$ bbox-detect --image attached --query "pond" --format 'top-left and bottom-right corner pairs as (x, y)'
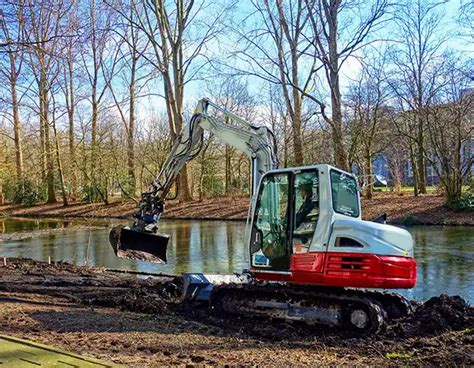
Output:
(0, 217), (472, 303)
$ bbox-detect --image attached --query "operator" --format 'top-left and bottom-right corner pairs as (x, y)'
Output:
(295, 183), (315, 228)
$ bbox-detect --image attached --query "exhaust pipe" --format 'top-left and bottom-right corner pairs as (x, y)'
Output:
(109, 226), (169, 264)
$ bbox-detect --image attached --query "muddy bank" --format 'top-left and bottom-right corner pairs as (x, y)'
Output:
(1, 193), (472, 225)
(0, 258), (472, 366)
(0, 224), (104, 243)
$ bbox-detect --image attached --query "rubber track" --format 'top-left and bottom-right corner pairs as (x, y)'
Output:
(210, 283), (412, 333)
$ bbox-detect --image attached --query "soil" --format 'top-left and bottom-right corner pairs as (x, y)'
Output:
(1, 192), (472, 225)
(0, 258), (472, 367)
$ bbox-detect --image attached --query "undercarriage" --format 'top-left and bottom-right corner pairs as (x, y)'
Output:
(208, 282), (412, 333)
(182, 273), (412, 333)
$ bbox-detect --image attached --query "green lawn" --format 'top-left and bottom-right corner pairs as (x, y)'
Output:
(375, 185), (471, 194)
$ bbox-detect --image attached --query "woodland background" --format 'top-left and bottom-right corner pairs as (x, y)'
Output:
(0, 0), (472, 208)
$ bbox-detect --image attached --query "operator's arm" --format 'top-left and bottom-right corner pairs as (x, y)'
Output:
(295, 199), (315, 228)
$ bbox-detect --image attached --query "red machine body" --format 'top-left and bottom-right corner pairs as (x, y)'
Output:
(253, 252), (417, 289)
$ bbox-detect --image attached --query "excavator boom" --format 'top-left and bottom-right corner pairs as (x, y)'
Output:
(110, 98), (278, 262)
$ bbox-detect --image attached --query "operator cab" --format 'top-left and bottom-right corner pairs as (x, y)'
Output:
(249, 164), (360, 271)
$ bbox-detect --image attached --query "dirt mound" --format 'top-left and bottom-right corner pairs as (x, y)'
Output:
(389, 294), (473, 337)
(4, 258), (104, 277)
(80, 277), (183, 314)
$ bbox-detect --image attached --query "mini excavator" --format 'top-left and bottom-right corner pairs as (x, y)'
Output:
(109, 98), (417, 332)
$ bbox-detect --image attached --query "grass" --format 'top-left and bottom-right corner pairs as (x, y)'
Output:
(377, 186), (437, 193)
(385, 352), (413, 361)
(376, 185), (471, 194)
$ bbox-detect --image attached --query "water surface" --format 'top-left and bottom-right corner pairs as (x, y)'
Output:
(1, 217), (472, 302)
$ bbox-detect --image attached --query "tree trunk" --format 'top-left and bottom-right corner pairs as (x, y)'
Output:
(0, 138), (4, 204)
(127, 61), (136, 195)
(198, 141), (210, 201)
(44, 115), (56, 203)
(389, 159), (402, 194)
(10, 68), (23, 180)
(365, 148), (373, 199)
(91, 88), (99, 200)
(225, 145), (231, 194)
(1, 12), (24, 180)
(329, 74), (349, 171)
(417, 116), (427, 194)
(292, 101), (304, 165)
(66, 52), (76, 197)
(327, 3), (349, 172)
(409, 144), (418, 197)
(40, 105), (46, 181)
(172, 101), (192, 203)
(175, 124), (192, 200)
(52, 113), (68, 206)
(199, 169), (204, 201)
(283, 118), (289, 167)
(39, 77), (56, 204)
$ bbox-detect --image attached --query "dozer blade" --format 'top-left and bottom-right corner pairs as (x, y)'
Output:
(109, 226), (169, 264)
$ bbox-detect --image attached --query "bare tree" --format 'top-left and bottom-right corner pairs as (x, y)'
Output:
(385, 132), (409, 194)
(81, 0), (121, 204)
(21, 0), (71, 203)
(233, 1), (321, 166)
(387, 0), (446, 195)
(458, 0), (474, 40)
(0, 4), (24, 180)
(303, 0), (388, 171)
(51, 93), (68, 205)
(108, 5), (155, 197)
(264, 83), (291, 167)
(346, 55), (390, 198)
(109, 0), (231, 202)
(424, 56), (473, 202)
(60, 2), (81, 198)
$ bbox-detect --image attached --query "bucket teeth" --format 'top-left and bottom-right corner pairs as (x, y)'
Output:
(109, 226), (169, 264)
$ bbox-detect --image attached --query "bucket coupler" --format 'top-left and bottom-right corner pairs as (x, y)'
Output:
(181, 272), (252, 301)
(109, 226), (169, 264)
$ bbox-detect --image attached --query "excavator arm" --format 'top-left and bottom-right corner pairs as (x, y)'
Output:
(109, 98), (279, 263)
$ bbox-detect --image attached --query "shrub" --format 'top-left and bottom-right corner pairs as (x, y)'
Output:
(400, 214), (420, 226)
(445, 195), (474, 212)
(4, 179), (46, 206)
(202, 175), (225, 197)
(80, 184), (105, 203)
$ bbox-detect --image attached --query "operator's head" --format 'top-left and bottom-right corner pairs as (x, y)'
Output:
(298, 183), (312, 199)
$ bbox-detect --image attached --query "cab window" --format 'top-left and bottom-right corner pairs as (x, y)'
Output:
(292, 171), (319, 253)
(330, 170), (359, 217)
(250, 173), (290, 269)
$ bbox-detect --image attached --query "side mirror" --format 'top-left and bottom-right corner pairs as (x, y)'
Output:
(372, 213), (387, 224)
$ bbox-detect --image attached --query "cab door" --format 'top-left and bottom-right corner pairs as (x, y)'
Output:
(289, 169), (325, 274)
(249, 172), (292, 271)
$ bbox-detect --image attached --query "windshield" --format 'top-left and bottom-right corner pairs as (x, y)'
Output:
(330, 170), (360, 218)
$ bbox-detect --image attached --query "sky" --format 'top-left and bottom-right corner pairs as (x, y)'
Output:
(135, 0), (472, 123)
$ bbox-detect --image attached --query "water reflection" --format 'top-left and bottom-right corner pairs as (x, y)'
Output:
(0, 217), (84, 233)
(0, 218), (248, 276)
(0, 218), (472, 302)
(396, 226), (473, 302)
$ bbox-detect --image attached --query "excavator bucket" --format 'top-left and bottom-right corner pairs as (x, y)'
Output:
(109, 226), (169, 264)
